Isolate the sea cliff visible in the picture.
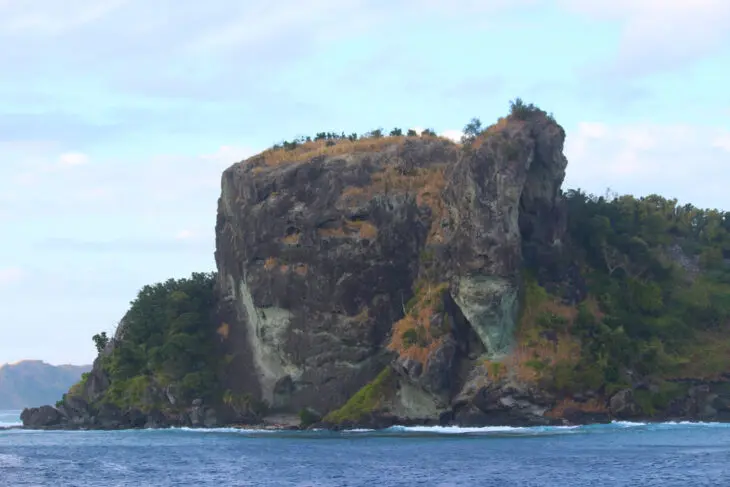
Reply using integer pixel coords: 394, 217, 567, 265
22, 101, 730, 430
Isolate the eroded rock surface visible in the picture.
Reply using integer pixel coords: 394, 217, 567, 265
214, 112, 568, 418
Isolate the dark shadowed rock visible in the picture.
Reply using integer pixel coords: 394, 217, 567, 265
20, 405, 62, 428
96, 403, 124, 429
214, 112, 569, 421
27, 110, 645, 430
609, 389, 641, 419
215, 137, 460, 414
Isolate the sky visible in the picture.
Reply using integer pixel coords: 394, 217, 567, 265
1, 0, 729, 366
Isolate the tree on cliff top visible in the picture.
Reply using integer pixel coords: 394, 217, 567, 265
92, 332, 109, 354
461, 117, 483, 145
509, 97, 544, 120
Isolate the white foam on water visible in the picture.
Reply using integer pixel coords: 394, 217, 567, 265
389, 425, 529, 434
0, 453, 23, 467
610, 421, 648, 428
171, 427, 280, 434
4, 417, 730, 437
0, 410, 21, 427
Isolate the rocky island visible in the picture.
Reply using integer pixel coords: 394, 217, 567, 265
22, 100, 730, 431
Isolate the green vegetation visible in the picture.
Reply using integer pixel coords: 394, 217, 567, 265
298, 408, 321, 427
509, 97, 545, 120
68, 372, 90, 397
92, 332, 109, 354
89, 272, 221, 410
222, 390, 269, 418
323, 368, 395, 423
524, 190, 730, 409
272, 126, 439, 152
461, 117, 482, 145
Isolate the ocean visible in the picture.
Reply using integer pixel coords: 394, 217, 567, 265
2, 410, 730, 486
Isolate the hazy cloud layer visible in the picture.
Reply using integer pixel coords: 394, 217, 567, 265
564, 122, 730, 209
0, 0, 728, 364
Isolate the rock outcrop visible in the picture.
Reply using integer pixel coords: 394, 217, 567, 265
24, 106, 730, 431
213, 110, 568, 422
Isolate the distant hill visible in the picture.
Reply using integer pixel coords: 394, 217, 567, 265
0, 360, 91, 409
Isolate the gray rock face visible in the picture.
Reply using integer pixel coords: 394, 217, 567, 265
215, 138, 460, 413
451, 364, 554, 426
214, 113, 569, 417
444, 116, 567, 357
20, 405, 62, 428
609, 389, 641, 418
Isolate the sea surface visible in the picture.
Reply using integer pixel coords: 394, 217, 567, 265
2, 410, 730, 486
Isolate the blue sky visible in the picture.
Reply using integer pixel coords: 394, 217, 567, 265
1, 0, 729, 365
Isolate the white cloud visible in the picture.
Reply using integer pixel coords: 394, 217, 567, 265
175, 229, 195, 240
439, 129, 463, 142
0, 0, 127, 36
2, 144, 254, 220
564, 121, 730, 209
200, 145, 254, 166
560, 0, 730, 75
58, 151, 89, 166
713, 133, 730, 153
0, 267, 24, 287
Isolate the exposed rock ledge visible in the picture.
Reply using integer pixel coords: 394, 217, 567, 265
22, 106, 730, 432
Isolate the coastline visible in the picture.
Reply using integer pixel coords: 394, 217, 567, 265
14, 413, 730, 433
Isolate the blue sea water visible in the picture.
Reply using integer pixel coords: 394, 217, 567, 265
2, 411, 730, 486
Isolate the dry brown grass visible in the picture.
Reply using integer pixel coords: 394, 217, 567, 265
317, 219, 379, 240
256, 137, 406, 168
317, 226, 350, 238
546, 398, 607, 419
350, 220, 378, 239
350, 307, 370, 323
485, 281, 592, 385
217, 322, 230, 340
504, 339, 581, 384
264, 257, 278, 270
294, 263, 308, 276
387, 282, 449, 366
471, 117, 524, 151
337, 165, 448, 243
282, 233, 301, 245
339, 186, 369, 204
483, 359, 508, 381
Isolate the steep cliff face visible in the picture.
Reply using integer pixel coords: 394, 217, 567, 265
214, 111, 567, 418
214, 138, 459, 414
445, 116, 567, 359
21, 103, 730, 431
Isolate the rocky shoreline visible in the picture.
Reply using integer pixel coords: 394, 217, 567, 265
13, 414, 730, 433
19, 380, 730, 432
17, 107, 730, 436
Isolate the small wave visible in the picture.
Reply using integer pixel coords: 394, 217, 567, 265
101, 460, 131, 473
4, 420, 730, 437
610, 421, 648, 428
170, 426, 280, 434
0, 453, 23, 467
0, 410, 22, 428
390, 425, 527, 434
0, 410, 21, 428
385, 424, 584, 436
